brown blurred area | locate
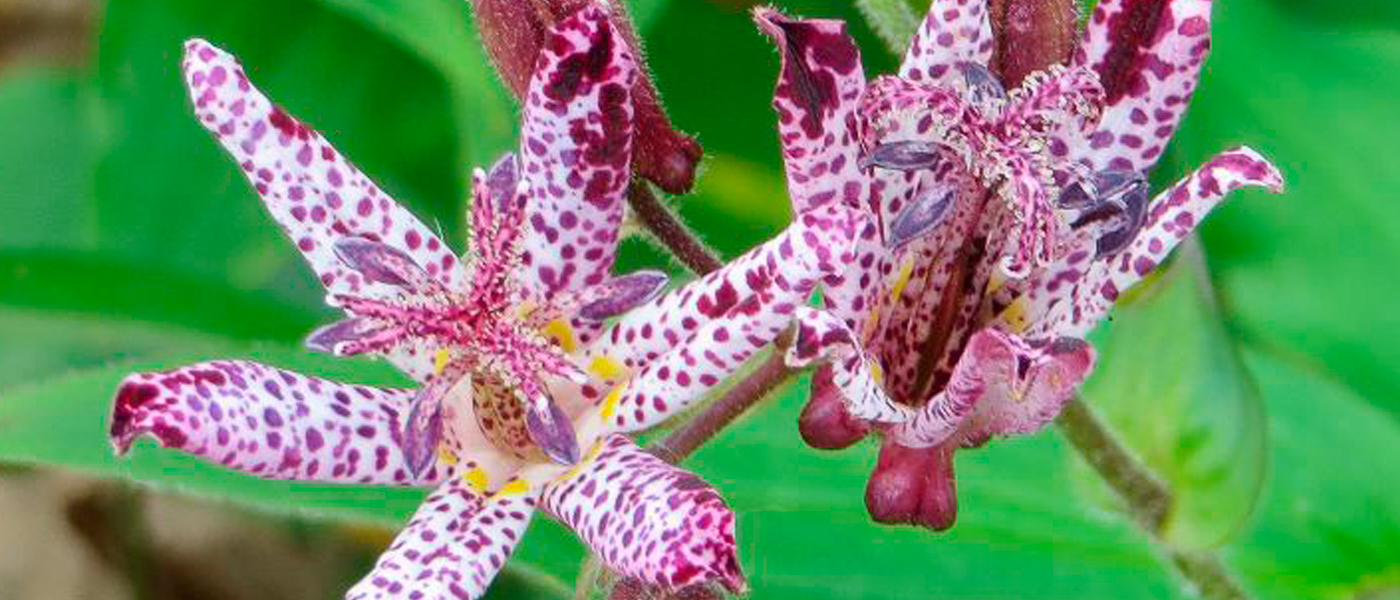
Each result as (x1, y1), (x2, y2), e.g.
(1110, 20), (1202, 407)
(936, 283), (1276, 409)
(0, 2), (390, 598)
(0, 467), (392, 600)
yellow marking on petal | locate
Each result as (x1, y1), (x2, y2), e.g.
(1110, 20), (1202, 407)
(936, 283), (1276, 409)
(498, 478), (529, 495)
(890, 258), (916, 302)
(464, 467), (489, 492)
(987, 270), (1008, 295)
(588, 355), (629, 381)
(436, 445), (459, 465)
(870, 360), (885, 385)
(600, 384), (625, 419)
(1000, 298), (1029, 334)
(542, 319), (577, 354)
(433, 348), (452, 376)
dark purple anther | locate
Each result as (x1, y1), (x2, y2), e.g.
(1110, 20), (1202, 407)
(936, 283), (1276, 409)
(1066, 169), (1149, 257)
(485, 152), (521, 211)
(401, 377), (450, 478)
(1092, 181), (1149, 257)
(305, 318), (387, 356)
(527, 399), (581, 465)
(859, 141), (949, 172)
(956, 60), (1008, 105)
(333, 236), (435, 290)
(888, 184), (955, 249)
(578, 270), (670, 321)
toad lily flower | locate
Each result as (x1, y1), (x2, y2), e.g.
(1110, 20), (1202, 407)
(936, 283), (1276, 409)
(109, 7), (896, 599)
(756, 0), (1283, 530)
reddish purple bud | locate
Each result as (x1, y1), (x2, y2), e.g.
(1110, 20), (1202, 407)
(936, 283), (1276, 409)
(989, 0), (1080, 87)
(608, 578), (724, 600)
(469, 0), (702, 193)
(865, 441), (958, 531)
(798, 366), (870, 450)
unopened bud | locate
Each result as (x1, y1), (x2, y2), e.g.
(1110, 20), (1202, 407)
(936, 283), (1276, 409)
(798, 366), (870, 450)
(469, 0), (702, 193)
(865, 441), (958, 531)
(989, 0), (1079, 87)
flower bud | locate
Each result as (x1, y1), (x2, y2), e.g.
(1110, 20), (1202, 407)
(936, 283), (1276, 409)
(798, 366), (870, 450)
(865, 441), (958, 531)
(989, 0), (1079, 87)
(470, 0), (702, 193)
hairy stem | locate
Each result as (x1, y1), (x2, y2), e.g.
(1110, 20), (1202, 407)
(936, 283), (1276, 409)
(651, 353), (793, 464)
(853, 0), (920, 53)
(1056, 399), (1252, 600)
(627, 181), (723, 276)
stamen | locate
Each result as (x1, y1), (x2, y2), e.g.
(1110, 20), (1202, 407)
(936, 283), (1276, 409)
(526, 397), (581, 465)
(888, 184), (956, 249)
(860, 141), (950, 172)
(577, 271), (670, 321)
(333, 236), (439, 291)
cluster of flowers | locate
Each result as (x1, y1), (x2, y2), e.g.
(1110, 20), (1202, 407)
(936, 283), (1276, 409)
(110, 0), (1281, 598)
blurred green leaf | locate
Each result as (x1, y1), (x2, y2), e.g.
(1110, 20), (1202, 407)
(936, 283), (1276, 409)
(1080, 246), (1267, 551)
(91, 0), (479, 294)
(1229, 350), (1400, 600)
(0, 249), (319, 341)
(0, 68), (97, 249)
(1180, 0), (1400, 419)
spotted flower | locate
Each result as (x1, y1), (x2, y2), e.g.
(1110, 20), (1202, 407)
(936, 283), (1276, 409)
(755, 0), (1284, 529)
(109, 6), (896, 599)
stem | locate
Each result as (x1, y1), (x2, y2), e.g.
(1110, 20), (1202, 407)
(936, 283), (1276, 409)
(853, 0), (921, 54)
(627, 181), (723, 276)
(651, 353), (793, 464)
(1055, 399), (1253, 600)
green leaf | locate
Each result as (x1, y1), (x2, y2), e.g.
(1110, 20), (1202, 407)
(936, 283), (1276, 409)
(1079, 246), (1268, 551)
(1229, 350), (1400, 600)
(91, 0), (478, 293)
(0, 249), (320, 342)
(1177, 0), (1400, 419)
(0, 67), (97, 249)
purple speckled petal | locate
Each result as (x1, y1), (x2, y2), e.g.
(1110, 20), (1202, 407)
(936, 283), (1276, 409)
(754, 7), (867, 214)
(1069, 0), (1215, 172)
(182, 39), (463, 303)
(898, 0), (994, 84)
(518, 6), (636, 295)
(542, 435), (745, 594)
(346, 478), (536, 600)
(590, 201), (860, 385)
(1014, 146), (1284, 340)
(892, 329), (1093, 447)
(961, 335), (1094, 444)
(110, 360), (457, 485)
(183, 39), (462, 381)
(785, 307), (910, 423)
